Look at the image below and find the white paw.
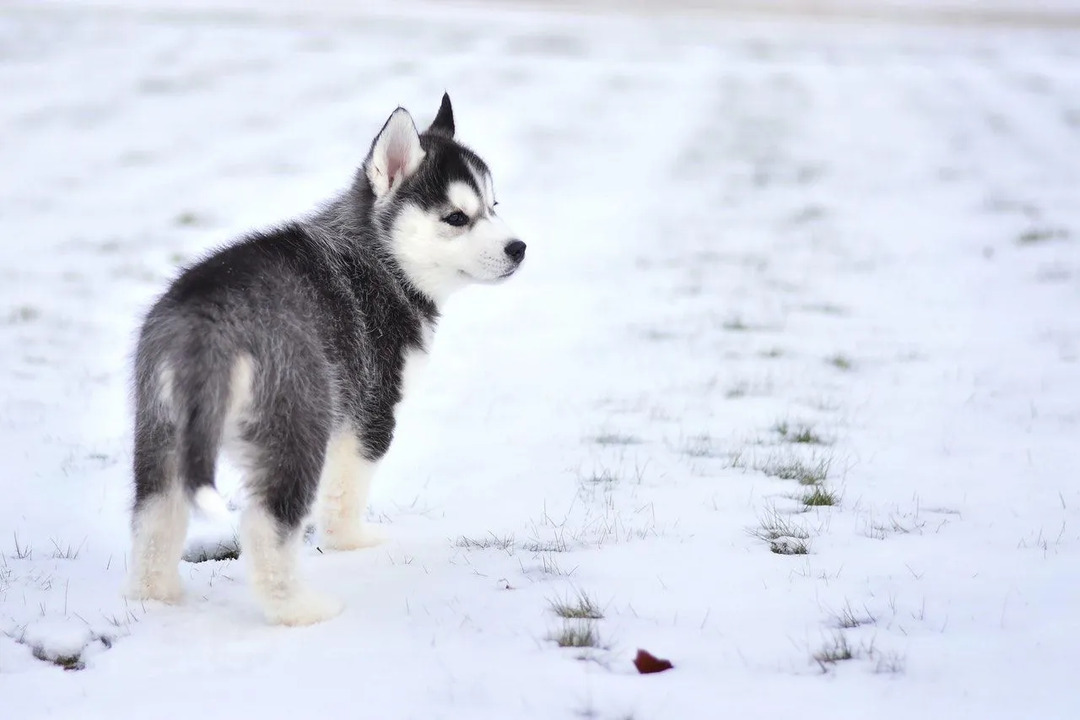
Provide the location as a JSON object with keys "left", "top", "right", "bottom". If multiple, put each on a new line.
{"left": 127, "top": 572, "right": 184, "bottom": 604}
{"left": 264, "top": 590, "right": 343, "bottom": 626}
{"left": 320, "top": 523, "right": 385, "bottom": 551}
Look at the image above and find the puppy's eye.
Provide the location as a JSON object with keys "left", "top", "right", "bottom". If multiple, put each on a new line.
{"left": 442, "top": 211, "right": 469, "bottom": 227}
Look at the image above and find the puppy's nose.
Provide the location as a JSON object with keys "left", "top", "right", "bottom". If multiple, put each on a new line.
{"left": 504, "top": 239, "right": 526, "bottom": 263}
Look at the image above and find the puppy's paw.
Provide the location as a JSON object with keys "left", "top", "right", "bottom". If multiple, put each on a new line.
{"left": 265, "top": 590, "right": 344, "bottom": 626}
{"left": 320, "top": 523, "right": 385, "bottom": 551}
{"left": 127, "top": 572, "right": 184, "bottom": 605}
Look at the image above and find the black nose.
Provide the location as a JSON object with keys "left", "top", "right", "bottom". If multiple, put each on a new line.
{"left": 504, "top": 239, "right": 526, "bottom": 263}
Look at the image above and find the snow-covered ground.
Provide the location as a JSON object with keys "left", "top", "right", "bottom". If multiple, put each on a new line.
{"left": 2, "top": 1, "right": 1079, "bottom": 717}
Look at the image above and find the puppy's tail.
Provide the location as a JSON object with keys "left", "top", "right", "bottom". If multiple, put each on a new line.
{"left": 193, "top": 486, "right": 231, "bottom": 521}
{"left": 173, "top": 334, "right": 236, "bottom": 521}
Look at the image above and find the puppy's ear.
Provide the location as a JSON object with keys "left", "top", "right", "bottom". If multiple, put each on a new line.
{"left": 426, "top": 93, "right": 455, "bottom": 138}
{"left": 365, "top": 108, "right": 424, "bottom": 198}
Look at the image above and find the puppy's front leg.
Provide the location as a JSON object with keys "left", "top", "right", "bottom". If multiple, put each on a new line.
{"left": 317, "top": 430, "right": 384, "bottom": 550}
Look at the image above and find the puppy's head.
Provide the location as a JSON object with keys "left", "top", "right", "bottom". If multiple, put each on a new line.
{"left": 364, "top": 94, "right": 524, "bottom": 304}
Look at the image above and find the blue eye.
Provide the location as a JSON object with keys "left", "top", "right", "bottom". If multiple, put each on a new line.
{"left": 443, "top": 211, "right": 469, "bottom": 227}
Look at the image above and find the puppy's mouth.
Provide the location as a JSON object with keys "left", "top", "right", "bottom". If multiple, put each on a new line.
{"left": 460, "top": 267, "right": 519, "bottom": 284}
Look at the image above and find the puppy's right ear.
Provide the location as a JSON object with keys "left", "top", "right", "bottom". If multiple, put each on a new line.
{"left": 427, "top": 93, "right": 455, "bottom": 138}
{"left": 365, "top": 108, "right": 424, "bottom": 199}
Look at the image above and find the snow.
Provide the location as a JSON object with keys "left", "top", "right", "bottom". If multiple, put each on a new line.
{"left": 2, "top": 0, "right": 1080, "bottom": 717}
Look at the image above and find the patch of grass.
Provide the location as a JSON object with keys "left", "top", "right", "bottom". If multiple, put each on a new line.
{"left": 578, "top": 461, "right": 646, "bottom": 489}
{"left": 802, "top": 486, "right": 839, "bottom": 508}
{"left": 725, "top": 383, "right": 749, "bottom": 399}
{"left": 865, "top": 514, "right": 926, "bottom": 539}
{"left": 751, "top": 510, "right": 811, "bottom": 542}
{"left": 826, "top": 354, "right": 853, "bottom": 371}
{"left": 183, "top": 532, "right": 241, "bottom": 563}
{"left": 813, "top": 633, "right": 857, "bottom": 671}
{"left": 769, "top": 537, "right": 809, "bottom": 555}
{"left": 1036, "top": 265, "right": 1071, "bottom": 284}
{"left": 750, "top": 507, "right": 811, "bottom": 554}
{"left": 773, "top": 421, "right": 828, "bottom": 445}
{"left": 550, "top": 591, "right": 603, "bottom": 620}
{"left": 681, "top": 434, "right": 721, "bottom": 458}
{"left": 32, "top": 647, "right": 84, "bottom": 671}
{"left": 50, "top": 538, "right": 85, "bottom": 560}
{"left": 11, "top": 532, "right": 32, "bottom": 560}
{"left": 590, "top": 433, "right": 641, "bottom": 447}
{"left": 873, "top": 651, "right": 907, "bottom": 675}
{"left": 549, "top": 622, "right": 601, "bottom": 649}
{"left": 103, "top": 607, "right": 142, "bottom": 630}
{"left": 641, "top": 328, "right": 678, "bottom": 342}
{"left": 802, "top": 303, "right": 847, "bottom": 316}
{"left": 791, "top": 428, "right": 826, "bottom": 445}
{"left": 757, "top": 456, "right": 831, "bottom": 485}
{"left": 456, "top": 533, "right": 515, "bottom": 552}
{"left": 6, "top": 305, "right": 41, "bottom": 324}
{"left": 1018, "top": 227, "right": 1069, "bottom": 244}
{"left": 583, "top": 468, "right": 619, "bottom": 485}
{"left": 722, "top": 317, "right": 751, "bottom": 331}
{"left": 724, "top": 449, "right": 747, "bottom": 470}
{"left": 831, "top": 602, "right": 876, "bottom": 629}
{"left": 186, "top": 545, "right": 240, "bottom": 563}
{"left": 523, "top": 533, "right": 570, "bottom": 553}
{"left": 6, "top": 626, "right": 110, "bottom": 673}
{"left": 174, "top": 211, "right": 202, "bottom": 227}
{"left": 535, "top": 554, "right": 577, "bottom": 577}
{"left": 725, "top": 380, "right": 772, "bottom": 399}
{"left": 802, "top": 396, "right": 841, "bottom": 412}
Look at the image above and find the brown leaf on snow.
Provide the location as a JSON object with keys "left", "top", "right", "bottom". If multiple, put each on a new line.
{"left": 633, "top": 649, "right": 674, "bottom": 674}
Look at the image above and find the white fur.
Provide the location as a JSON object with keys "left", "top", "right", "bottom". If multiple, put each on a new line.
{"left": 194, "top": 486, "right": 230, "bottom": 520}
{"left": 448, "top": 181, "right": 481, "bottom": 218}
{"left": 317, "top": 430, "right": 383, "bottom": 551}
{"left": 226, "top": 354, "right": 254, "bottom": 422}
{"left": 128, "top": 488, "right": 189, "bottom": 604}
{"left": 366, "top": 108, "right": 424, "bottom": 200}
{"left": 157, "top": 364, "right": 176, "bottom": 416}
{"left": 390, "top": 181, "right": 520, "bottom": 305}
{"left": 221, "top": 354, "right": 258, "bottom": 469}
{"left": 468, "top": 161, "right": 497, "bottom": 211}
{"left": 241, "top": 504, "right": 343, "bottom": 626}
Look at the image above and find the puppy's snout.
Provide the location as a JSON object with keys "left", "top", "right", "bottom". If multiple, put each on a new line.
{"left": 504, "top": 239, "right": 526, "bottom": 263}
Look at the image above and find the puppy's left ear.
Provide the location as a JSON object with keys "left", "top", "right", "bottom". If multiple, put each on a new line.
{"left": 426, "top": 92, "right": 455, "bottom": 138}
{"left": 365, "top": 107, "right": 424, "bottom": 199}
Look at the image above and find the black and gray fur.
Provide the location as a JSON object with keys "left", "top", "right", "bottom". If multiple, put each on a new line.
{"left": 129, "top": 94, "right": 524, "bottom": 624}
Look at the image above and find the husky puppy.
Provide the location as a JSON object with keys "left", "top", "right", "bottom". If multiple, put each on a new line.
{"left": 128, "top": 95, "right": 525, "bottom": 625}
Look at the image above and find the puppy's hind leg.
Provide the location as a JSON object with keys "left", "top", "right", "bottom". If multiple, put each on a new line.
{"left": 240, "top": 503, "right": 343, "bottom": 626}
{"left": 240, "top": 408, "right": 342, "bottom": 626}
{"left": 317, "top": 430, "right": 383, "bottom": 551}
{"left": 128, "top": 413, "right": 188, "bottom": 604}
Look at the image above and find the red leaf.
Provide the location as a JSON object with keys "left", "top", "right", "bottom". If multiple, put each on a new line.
{"left": 633, "top": 649, "right": 674, "bottom": 674}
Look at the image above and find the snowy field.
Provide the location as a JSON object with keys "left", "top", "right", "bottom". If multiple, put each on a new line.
{"left": 2, "top": 0, "right": 1080, "bottom": 717}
